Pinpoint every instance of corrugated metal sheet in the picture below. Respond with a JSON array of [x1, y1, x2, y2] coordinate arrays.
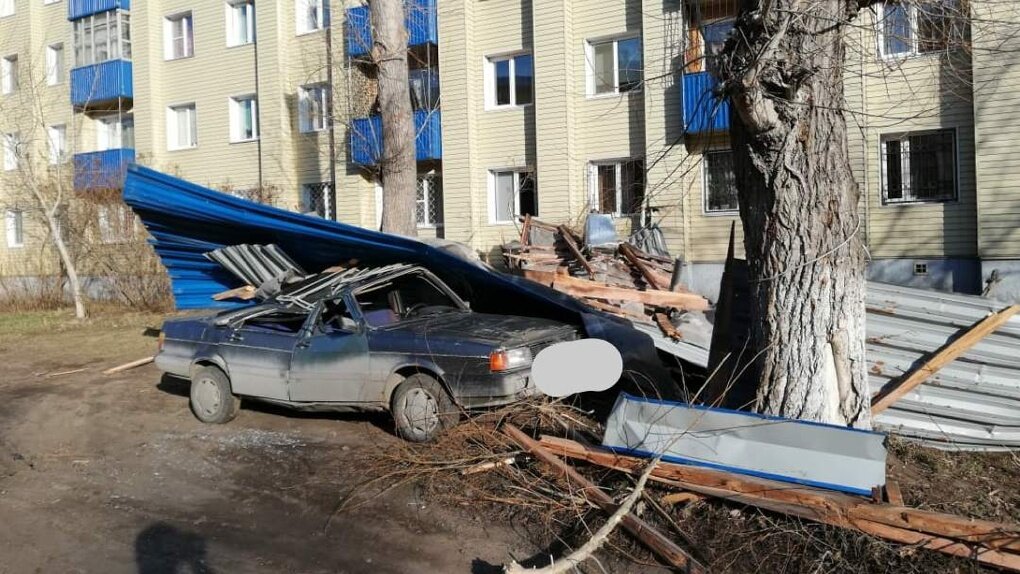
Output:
[[682, 71, 729, 135], [350, 110, 442, 166], [73, 148, 135, 191], [205, 244, 306, 289], [70, 59, 133, 108], [345, 0, 438, 58], [68, 0, 128, 21]]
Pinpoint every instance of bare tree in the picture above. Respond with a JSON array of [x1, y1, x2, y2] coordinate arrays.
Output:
[[370, 0, 418, 236]]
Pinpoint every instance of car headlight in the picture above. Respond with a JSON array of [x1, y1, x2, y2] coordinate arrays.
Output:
[[489, 347, 533, 372]]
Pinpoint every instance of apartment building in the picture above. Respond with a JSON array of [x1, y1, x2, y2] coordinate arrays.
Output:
[[1, 0, 1019, 302]]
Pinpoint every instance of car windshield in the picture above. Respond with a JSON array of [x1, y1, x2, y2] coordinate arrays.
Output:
[[355, 273, 460, 327]]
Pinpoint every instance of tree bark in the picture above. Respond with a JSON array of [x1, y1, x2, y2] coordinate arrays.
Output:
[[47, 212, 87, 320], [370, 0, 417, 236], [719, 1, 869, 427]]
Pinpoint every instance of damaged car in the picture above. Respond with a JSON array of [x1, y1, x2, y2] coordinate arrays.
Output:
[[156, 263, 577, 441]]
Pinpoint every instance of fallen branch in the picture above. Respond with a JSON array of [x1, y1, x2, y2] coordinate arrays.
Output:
[[461, 456, 516, 476], [103, 356, 155, 375]]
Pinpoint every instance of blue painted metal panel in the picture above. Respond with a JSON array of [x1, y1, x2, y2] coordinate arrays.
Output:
[[70, 59, 133, 108], [74, 148, 135, 191], [68, 0, 129, 21], [346, 0, 437, 58], [350, 109, 442, 166], [682, 71, 730, 135]]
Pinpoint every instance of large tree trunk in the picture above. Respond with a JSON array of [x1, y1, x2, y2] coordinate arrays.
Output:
[[719, 0, 869, 427], [370, 0, 417, 236]]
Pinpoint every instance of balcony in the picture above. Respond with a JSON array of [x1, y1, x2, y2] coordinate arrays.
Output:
[[346, 0, 438, 58], [350, 109, 442, 166], [70, 59, 133, 110], [68, 0, 129, 21], [73, 148, 135, 191], [682, 71, 730, 135]]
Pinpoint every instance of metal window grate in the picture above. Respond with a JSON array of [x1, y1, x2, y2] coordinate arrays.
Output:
[[301, 182, 333, 219]]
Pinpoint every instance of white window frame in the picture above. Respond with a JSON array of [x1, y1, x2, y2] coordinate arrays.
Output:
[[585, 35, 642, 97], [164, 12, 195, 60], [879, 128, 959, 205], [47, 124, 67, 165], [484, 52, 533, 110], [46, 43, 64, 86], [97, 203, 137, 244], [2, 132, 19, 170], [488, 169, 537, 225], [1, 55, 17, 95], [416, 172, 443, 229], [44, 0, 61, 5], [5, 209, 24, 249], [0, 0, 13, 18], [587, 159, 646, 217], [166, 103, 198, 151], [702, 150, 740, 215], [298, 83, 328, 133], [877, 1, 957, 59], [225, 0, 255, 47], [229, 94, 259, 142], [73, 11, 132, 67], [295, 0, 325, 35]]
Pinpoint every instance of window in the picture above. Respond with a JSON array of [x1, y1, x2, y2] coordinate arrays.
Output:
[[589, 160, 645, 216], [879, 1, 958, 58], [96, 114, 133, 150], [588, 36, 642, 96], [73, 11, 131, 66], [226, 0, 255, 46], [97, 204, 137, 243], [409, 68, 440, 110], [5, 210, 23, 248], [703, 150, 739, 213], [354, 272, 459, 327], [701, 19, 734, 74], [881, 129, 957, 204], [229, 95, 259, 142], [3, 132, 19, 170], [46, 44, 64, 85], [47, 125, 67, 164], [296, 0, 325, 35], [490, 170, 537, 224], [165, 12, 194, 60], [486, 53, 533, 108], [1, 55, 17, 94], [301, 182, 333, 218], [44, 0, 60, 5], [167, 104, 198, 150], [416, 173, 443, 228], [913, 262, 928, 276], [0, 0, 13, 18], [298, 84, 327, 132]]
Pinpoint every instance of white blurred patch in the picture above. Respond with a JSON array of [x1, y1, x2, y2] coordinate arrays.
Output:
[[531, 339, 623, 397]]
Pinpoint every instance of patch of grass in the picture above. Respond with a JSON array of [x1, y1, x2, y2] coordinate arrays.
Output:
[[0, 309, 75, 339]]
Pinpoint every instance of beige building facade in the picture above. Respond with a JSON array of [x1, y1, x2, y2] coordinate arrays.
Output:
[[1, 0, 1019, 301]]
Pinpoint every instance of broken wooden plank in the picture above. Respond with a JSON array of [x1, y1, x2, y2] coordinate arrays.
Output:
[[884, 481, 904, 506], [661, 492, 705, 507], [619, 243, 665, 290], [654, 313, 683, 340], [539, 436, 1020, 556], [503, 424, 707, 573], [461, 457, 516, 476], [557, 225, 596, 279], [519, 214, 532, 248], [212, 285, 256, 301], [871, 303, 1020, 414], [103, 356, 155, 375], [523, 269, 709, 311]]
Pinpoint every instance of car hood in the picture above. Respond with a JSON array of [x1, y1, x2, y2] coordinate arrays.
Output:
[[386, 311, 577, 348]]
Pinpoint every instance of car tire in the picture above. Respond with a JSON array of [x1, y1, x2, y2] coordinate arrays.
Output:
[[390, 374, 458, 442], [189, 366, 239, 424]]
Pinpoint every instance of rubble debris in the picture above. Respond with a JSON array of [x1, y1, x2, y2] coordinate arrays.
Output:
[[602, 393, 887, 496], [103, 356, 155, 375]]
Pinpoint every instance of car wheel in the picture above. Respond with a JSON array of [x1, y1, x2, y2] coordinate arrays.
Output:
[[189, 366, 239, 424], [390, 374, 458, 442]]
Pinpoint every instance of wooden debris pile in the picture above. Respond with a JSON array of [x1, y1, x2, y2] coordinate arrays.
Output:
[[503, 216, 709, 337]]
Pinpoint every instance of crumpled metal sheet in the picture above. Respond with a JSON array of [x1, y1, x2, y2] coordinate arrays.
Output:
[[122, 165, 676, 396], [205, 244, 306, 290], [602, 393, 887, 496]]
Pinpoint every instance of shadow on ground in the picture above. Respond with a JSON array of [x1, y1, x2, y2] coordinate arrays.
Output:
[[135, 522, 214, 574]]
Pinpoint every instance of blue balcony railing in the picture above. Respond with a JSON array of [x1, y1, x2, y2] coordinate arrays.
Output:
[[70, 59, 133, 109], [73, 148, 135, 191], [682, 71, 730, 135], [68, 0, 129, 21], [350, 110, 442, 166], [346, 0, 438, 58]]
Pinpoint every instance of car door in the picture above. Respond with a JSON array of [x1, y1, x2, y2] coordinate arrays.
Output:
[[288, 297, 371, 403], [217, 307, 305, 400]]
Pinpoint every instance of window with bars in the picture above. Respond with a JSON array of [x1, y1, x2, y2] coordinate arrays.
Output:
[[880, 1, 960, 58], [881, 129, 957, 204], [587, 36, 642, 96], [74, 11, 131, 66], [490, 170, 537, 224], [703, 150, 739, 213], [589, 159, 645, 216], [301, 182, 333, 219], [416, 174, 444, 228]]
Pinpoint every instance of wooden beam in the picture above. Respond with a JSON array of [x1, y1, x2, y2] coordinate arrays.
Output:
[[655, 313, 683, 340], [212, 285, 256, 301], [503, 424, 707, 573], [871, 304, 1020, 414], [523, 270, 710, 311], [556, 225, 596, 279], [103, 356, 155, 375], [519, 214, 532, 248], [884, 481, 904, 506], [538, 436, 1020, 556], [619, 242, 664, 290]]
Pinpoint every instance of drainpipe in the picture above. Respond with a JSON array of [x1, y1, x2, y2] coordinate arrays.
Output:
[[325, 1, 339, 220]]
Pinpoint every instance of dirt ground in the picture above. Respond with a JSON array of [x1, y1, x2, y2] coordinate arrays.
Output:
[[0, 310, 554, 574]]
